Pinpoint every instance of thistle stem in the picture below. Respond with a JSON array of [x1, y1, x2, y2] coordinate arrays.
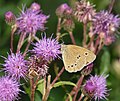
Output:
[[96, 40, 104, 55], [51, 66, 65, 87], [30, 77, 40, 101], [30, 78, 35, 101], [87, 35, 94, 49], [66, 75, 84, 101], [69, 31, 76, 45], [73, 75, 84, 101], [56, 18, 61, 41], [23, 34, 32, 56], [23, 40, 31, 56], [42, 76, 51, 101], [78, 93, 84, 101], [83, 23, 87, 47], [17, 32, 26, 53], [94, 36, 100, 54], [108, 0, 115, 13], [83, 97, 88, 101], [10, 27, 16, 52]]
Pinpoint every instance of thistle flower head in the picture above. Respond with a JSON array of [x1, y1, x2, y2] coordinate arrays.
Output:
[[3, 52, 28, 79], [32, 35, 61, 61], [30, 2, 41, 11], [0, 76, 20, 101], [17, 4, 49, 34], [92, 11, 120, 36], [5, 11, 16, 25], [73, 0, 96, 23], [83, 75, 108, 101], [104, 35, 115, 46], [56, 3, 72, 18], [28, 55, 48, 78]]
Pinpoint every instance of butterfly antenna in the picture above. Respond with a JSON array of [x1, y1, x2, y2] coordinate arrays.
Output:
[[58, 55, 62, 60]]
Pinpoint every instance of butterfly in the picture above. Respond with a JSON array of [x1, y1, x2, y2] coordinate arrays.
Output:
[[61, 44, 96, 73]]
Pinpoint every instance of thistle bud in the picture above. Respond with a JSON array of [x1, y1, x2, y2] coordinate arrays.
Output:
[[30, 2, 41, 11], [81, 63, 93, 76], [56, 3, 71, 18], [5, 11, 16, 25]]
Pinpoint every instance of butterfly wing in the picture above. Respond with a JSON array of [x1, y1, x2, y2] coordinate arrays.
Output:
[[61, 45, 86, 72], [78, 47, 96, 66]]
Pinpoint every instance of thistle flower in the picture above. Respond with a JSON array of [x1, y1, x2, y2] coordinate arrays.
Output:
[[17, 3, 49, 34], [3, 52, 28, 79], [83, 75, 108, 101], [32, 35, 61, 61], [92, 11, 120, 36], [28, 55, 48, 78], [56, 3, 72, 18], [5, 11, 16, 25], [0, 76, 20, 101], [30, 2, 41, 11], [104, 35, 115, 46], [73, 0, 96, 23]]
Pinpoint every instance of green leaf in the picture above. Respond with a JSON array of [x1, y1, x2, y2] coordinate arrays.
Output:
[[35, 91, 42, 101], [100, 50, 110, 74], [37, 79, 45, 95], [60, 33, 69, 38], [53, 81, 76, 88], [23, 85, 30, 97], [67, 93, 72, 101]]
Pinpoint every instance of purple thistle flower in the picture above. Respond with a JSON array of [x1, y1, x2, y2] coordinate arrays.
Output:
[[0, 76, 21, 101], [56, 3, 72, 18], [83, 74, 108, 101], [92, 11, 120, 36], [32, 35, 61, 61], [104, 35, 116, 46], [73, 0, 96, 23], [16, 3, 49, 34], [3, 52, 28, 79]]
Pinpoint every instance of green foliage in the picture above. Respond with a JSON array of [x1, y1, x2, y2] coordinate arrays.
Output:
[[53, 81, 76, 88], [37, 79, 45, 95], [100, 49, 110, 74]]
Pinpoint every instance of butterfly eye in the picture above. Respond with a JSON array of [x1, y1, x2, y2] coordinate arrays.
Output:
[[84, 52, 88, 56]]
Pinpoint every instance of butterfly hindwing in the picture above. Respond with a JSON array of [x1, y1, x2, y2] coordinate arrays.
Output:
[[77, 46, 96, 66]]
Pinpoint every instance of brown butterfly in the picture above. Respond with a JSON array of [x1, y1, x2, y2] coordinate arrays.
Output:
[[61, 44, 96, 73]]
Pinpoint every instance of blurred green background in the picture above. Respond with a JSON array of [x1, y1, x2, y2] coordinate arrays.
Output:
[[0, 0, 120, 101]]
